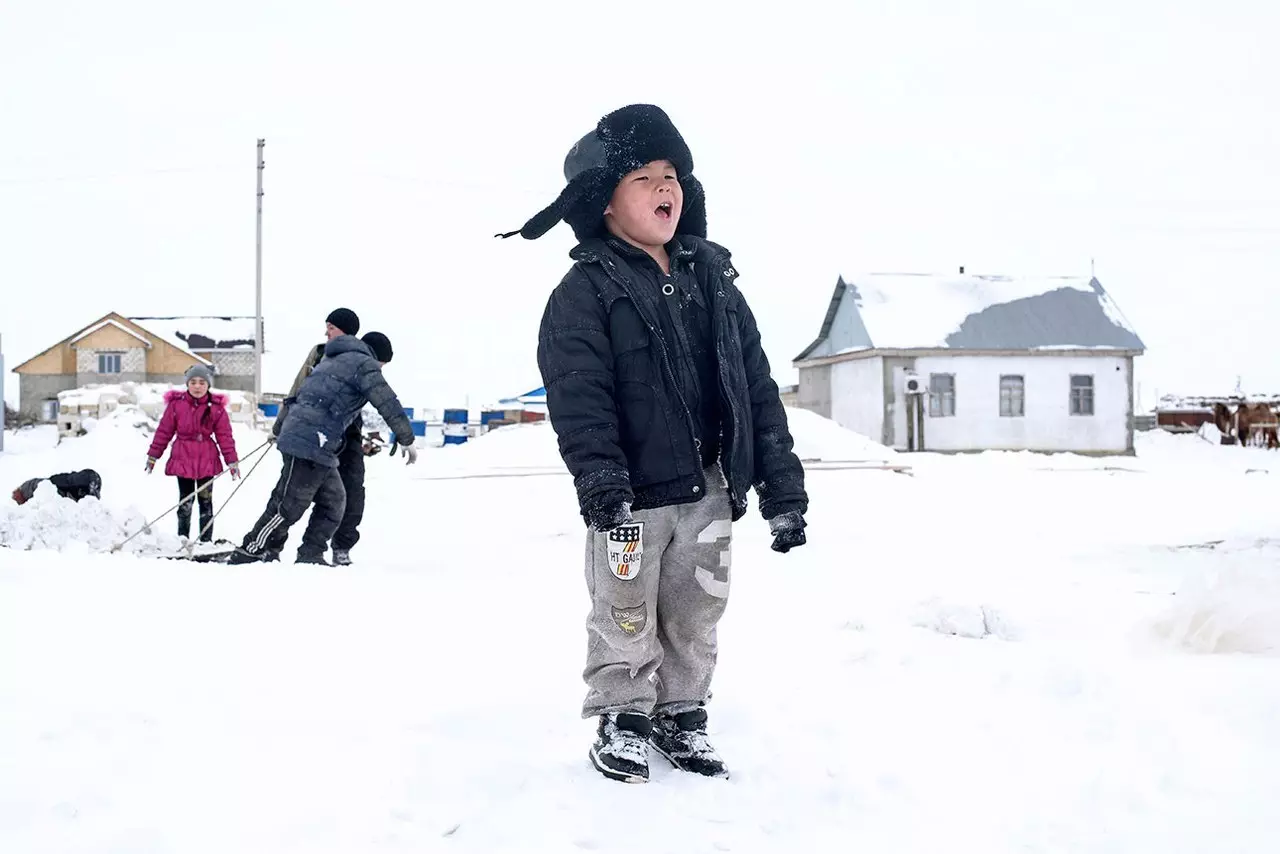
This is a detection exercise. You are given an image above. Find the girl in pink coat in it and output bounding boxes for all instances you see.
[146,365,240,542]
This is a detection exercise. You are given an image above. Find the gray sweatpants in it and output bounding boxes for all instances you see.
[581,464,734,719]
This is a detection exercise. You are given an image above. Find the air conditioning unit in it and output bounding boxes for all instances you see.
[903,371,925,395]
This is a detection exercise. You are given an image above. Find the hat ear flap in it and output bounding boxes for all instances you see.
[495,180,588,240]
[677,175,707,239]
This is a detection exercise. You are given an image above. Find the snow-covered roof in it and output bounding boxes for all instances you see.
[795,272,1145,361]
[498,386,546,406]
[1157,393,1280,410]
[69,319,152,348]
[129,316,258,352]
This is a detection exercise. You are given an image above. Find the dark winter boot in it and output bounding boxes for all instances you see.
[227,546,278,565]
[332,549,352,566]
[296,551,331,566]
[650,707,729,779]
[589,712,652,783]
[197,495,215,543]
[176,503,192,540]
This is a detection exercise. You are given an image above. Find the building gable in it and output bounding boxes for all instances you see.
[72,319,153,351]
[12,311,212,376]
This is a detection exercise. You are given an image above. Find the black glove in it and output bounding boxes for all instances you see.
[585,495,633,533]
[768,510,807,553]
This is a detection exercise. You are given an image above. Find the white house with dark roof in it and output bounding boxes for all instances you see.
[792,270,1146,454]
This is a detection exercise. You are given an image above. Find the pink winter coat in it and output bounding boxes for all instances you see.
[148,391,239,479]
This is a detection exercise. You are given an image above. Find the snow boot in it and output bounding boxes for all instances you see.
[296,551,331,566]
[332,549,352,566]
[650,707,729,779]
[227,546,279,565]
[589,712,652,783]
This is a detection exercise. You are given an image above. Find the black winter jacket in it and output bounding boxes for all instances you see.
[536,235,808,524]
[275,335,414,467]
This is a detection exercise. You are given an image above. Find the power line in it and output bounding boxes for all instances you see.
[0,164,240,185]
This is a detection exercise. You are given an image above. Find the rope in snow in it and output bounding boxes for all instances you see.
[109,438,274,554]
[185,438,277,555]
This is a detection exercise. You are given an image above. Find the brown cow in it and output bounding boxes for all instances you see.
[1235,403,1280,449]
[1213,402,1237,444]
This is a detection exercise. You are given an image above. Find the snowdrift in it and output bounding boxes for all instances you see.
[0,479,183,555]
[417,406,897,477]
[1150,543,1280,655]
[2,403,270,556]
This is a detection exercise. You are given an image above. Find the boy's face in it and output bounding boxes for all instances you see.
[604,160,683,250]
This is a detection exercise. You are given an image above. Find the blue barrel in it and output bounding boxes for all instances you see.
[259,402,280,417]
[442,408,468,444]
[480,410,503,425]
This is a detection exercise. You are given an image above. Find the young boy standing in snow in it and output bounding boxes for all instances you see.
[230,331,418,566]
[499,104,809,783]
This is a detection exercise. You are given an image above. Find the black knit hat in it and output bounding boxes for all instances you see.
[362,331,393,363]
[326,308,360,336]
[496,104,707,243]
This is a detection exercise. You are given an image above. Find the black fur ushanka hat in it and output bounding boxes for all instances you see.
[496,104,707,243]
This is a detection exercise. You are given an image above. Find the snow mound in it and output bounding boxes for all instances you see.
[1150,560,1280,655]
[425,405,896,474]
[1198,422,1225,444]
[0,480,182,555]
[912,597,1014,640]
[782,406,898,462]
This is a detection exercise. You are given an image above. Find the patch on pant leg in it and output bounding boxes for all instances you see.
[610,603,648,635]
[606,522,644,580]
[695,518,732,599]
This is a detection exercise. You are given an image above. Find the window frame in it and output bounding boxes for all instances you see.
[928,373,956,418]
[999,374,1025,417]
[97,352,123,374]
[1069,374,1095,416]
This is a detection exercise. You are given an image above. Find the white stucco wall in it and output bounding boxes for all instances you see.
[904,354,1131,452]
[829,356,885,444]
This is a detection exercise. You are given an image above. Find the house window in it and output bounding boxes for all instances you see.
[999,375,1025,417]
[97,352,122,374]
[928,373,956,417]
[1070,374,1095,416]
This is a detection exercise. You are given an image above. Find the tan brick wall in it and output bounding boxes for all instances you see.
[76,346,145,375]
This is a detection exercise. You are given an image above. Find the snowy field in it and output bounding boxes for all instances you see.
[3,410,1280,853]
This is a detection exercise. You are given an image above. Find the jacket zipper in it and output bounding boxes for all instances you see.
[709,258,744,508]
[594,254,706,495]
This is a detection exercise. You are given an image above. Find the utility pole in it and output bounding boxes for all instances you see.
[254,139,265,416]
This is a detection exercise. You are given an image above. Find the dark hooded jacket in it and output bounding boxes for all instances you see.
[13,469,101,505]
[273,343,362,447]
[536,235,807,525]
[275,335,413,467]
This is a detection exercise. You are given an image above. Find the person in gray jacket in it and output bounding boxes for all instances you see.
[230,331,417,565]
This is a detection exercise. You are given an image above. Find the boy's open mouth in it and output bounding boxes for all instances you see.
[655,201,673,220]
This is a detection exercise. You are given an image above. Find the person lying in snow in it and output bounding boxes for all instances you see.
[145,364,240,543]
[228,331,417,566]
[11,469,102,505]
[499,104,810,783]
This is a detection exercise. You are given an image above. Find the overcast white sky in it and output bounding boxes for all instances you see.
[2,0,1277,414]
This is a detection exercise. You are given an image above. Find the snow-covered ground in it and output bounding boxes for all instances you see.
[3,411,1280,853]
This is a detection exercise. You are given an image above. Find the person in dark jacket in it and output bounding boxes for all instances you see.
[11,469,101,505]
[230,331,418,565]
[274,307,370,565]
[498,104,809,783]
